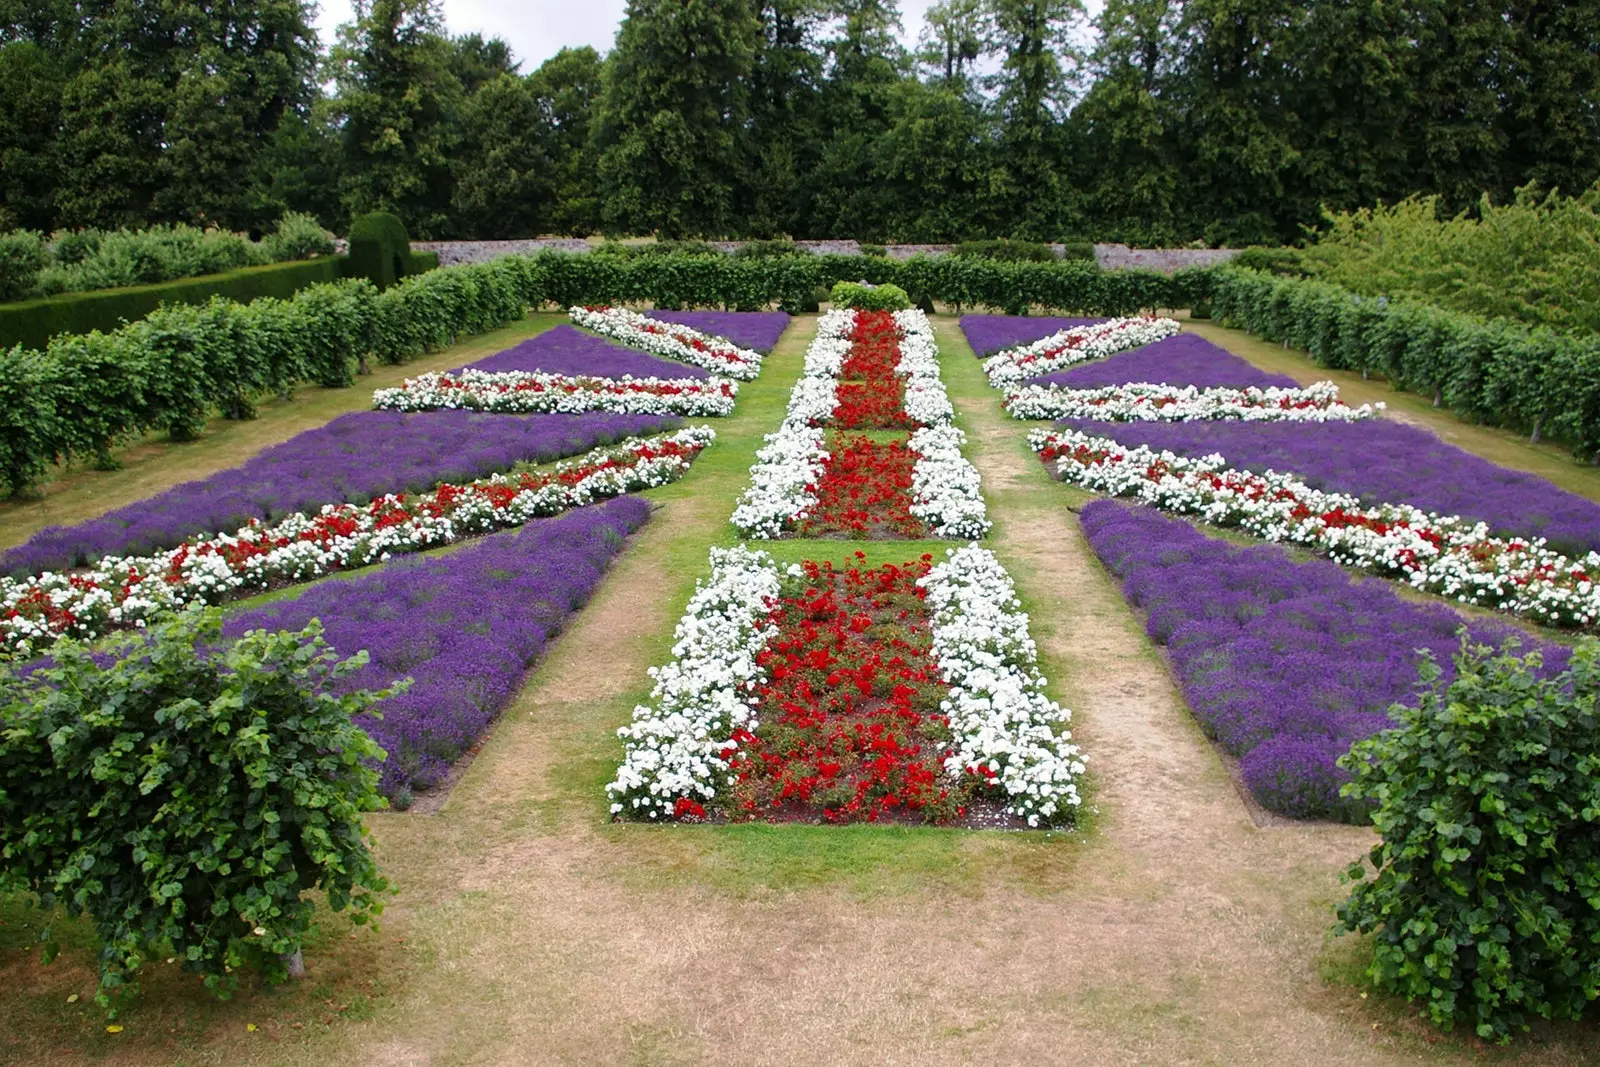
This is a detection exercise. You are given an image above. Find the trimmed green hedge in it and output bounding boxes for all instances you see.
[346,212,412,290]
[1209,267,1600,457]
[0,257,344,352]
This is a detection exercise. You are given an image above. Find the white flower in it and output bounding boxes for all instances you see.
[982,316,1182,386]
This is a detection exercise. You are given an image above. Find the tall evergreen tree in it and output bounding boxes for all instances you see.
[808,0,905,239]
[593,0,761,237]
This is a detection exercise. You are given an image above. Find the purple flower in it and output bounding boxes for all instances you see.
[1029,334,1299,390]
[3,411,674,574]
[225,496,652,800]
[1079,499,1568,822]
[464,324,711,379]
[645,310,790,353]
[1062,418,1600,555]
[960,315,1105,356]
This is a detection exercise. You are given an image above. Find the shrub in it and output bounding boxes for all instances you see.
[1059,241,1096,261]
[830,280,911,311]
[1336,637,1600,1042]
[1232,246,1307,275]
[0,230,45,302]
[263,211,335,261]
[733,239,808,259]
[953,238,1058,262]
[0,610,398,1009]
[859,243,887,257]
[345,211,412,290]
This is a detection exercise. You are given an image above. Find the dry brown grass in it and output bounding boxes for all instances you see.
[2,315,1596,1067]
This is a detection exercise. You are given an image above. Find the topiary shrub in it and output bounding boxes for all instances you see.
[1336,637,1600,1042]
[0,231,46,302]
[829,280,911,311]
[345,211,412,290]
[0,609,398,1010]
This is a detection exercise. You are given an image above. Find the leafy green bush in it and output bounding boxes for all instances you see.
[1336,638,1600,1042]
[0,231,46,303]
[1059,241,1096,261]
[34,225,270,296]
[0,610,397,1009]
[953,239,1058,262]
[1300,183,1600,334]
[263,211,335,261]
[1209,266,1600,457]
[733,239,808,259]
[830,280,912,311]
[1231,246,1306,275]
[858,243,887,257]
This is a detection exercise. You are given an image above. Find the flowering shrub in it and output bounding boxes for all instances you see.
[371,369,737,417]
[1034,426,1600,629]
[570,305,765,380]
[1004,380,1382,422]
[980,316,1182,386]
[0,427,713,655]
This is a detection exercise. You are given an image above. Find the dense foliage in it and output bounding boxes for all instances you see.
[0,215,334,304]
[1336,639,1600,1041]
[0,610,394,1008]
[829,280,912,311]
[3,2,1595,244]
[1209,267,1600,458]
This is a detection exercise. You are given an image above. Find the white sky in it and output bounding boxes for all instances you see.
[313,1,965,72]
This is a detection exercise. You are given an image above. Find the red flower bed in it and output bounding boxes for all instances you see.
[800,435,926,538]
[829,383,914,430]
[839,310,904,380]
[729,554,966,824]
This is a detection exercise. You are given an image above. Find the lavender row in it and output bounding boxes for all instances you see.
[463,324,712,380]
[959,315,1104,356]
[1063,418,1600,556]
[226,496,652,803]
[1029,334,1298,390]
[2,411,674,575]
[645,310,791,353]
[1079,500,1566,821]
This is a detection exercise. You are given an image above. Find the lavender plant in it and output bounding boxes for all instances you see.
[1029,333,1298,390]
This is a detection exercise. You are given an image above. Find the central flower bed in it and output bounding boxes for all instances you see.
[799,435,925,539]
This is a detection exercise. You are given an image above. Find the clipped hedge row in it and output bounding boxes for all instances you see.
[1210,268,1600,457]
[0,257,345,352]
[524,251,1204,316]
[0,256,528,495]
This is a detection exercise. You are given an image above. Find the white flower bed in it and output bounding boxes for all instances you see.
[607,545,782,819]
[982,316,1182,387]
[920,545,1086,826]
[1032,426,1600,629]
[909,425,991,540]
[371,369,738,416]
[1003,379,1382,422]
[570,305,765,380]
[729,422,829,539]
[0,427,716,656]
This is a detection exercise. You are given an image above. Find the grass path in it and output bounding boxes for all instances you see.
[0,312,566,552]
[3,315,1597,1065]
[1188,319,1600,503]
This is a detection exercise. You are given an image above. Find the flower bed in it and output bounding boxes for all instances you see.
[1,412,676,574]
[960,315,1105,357]
[1027,333,1297,390]
[731,308,986,539]
[571,305,766,380]
[981,317,1182,387]
[1032,425,1600,629]
[1079,499,1563,820]
[607,547,1082,826]
[646,310,790,354]
[464,324,712,379]
[372,369,737,417]
[1004,380,1381,423]
[0,427,713,655]
[230,496,652,801]
[1058,418,1600,556]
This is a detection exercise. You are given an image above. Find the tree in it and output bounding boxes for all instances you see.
[742,1,831,236]
[593,0,761,237]
[528,47,606,235]
[0,41,63,231]
[918,0,988,83]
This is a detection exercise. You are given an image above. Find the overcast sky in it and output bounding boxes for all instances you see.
[313,1,950,71]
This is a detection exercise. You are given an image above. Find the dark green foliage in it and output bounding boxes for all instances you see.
[1336,638,1600,1042]
[262,212,336,262]
[0,610,395,1009]
[830,280,912,311]
[0,257,344,352]
[345,211,413,290]
[1209,266,1600,457]
[0,231,46,302]
[953,239,1059,262]
[1059,242,1096,261]
[1231,246,1307,275]
[733,239,808,259]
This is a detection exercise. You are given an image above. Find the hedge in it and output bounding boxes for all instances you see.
[1209,267,1600,457]
[0,256,344,352]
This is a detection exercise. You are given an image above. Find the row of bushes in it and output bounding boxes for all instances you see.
[1209,267,1600,457]
[0,215,336,303]
[0,256,525,495]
